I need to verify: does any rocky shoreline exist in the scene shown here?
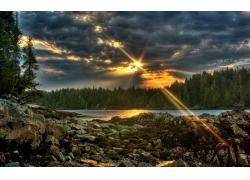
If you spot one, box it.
[1,97,250,167]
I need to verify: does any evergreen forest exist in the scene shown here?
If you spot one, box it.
[35,67,250,109]
[0,11,40,100]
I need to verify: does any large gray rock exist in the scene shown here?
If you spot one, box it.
[231,124,249,137]
[0,101,9,118]
[238,154,249,166]
[46,124,66,141]
[5,162,20,167]
[33,113,45,122]
[133,124,144,130]
[56,152,66,162]
[120,129,131,137]
[75,134,96,142]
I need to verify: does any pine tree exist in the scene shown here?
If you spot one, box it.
[21,36,40,91]
[0,11,22,95]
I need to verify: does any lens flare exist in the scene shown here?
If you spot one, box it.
[86,17,233,150]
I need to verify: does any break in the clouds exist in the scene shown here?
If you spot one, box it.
[18,11,250,91]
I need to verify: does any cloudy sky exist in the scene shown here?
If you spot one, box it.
[17,10,250,91]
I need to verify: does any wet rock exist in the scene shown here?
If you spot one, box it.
[71,124,88,131]
[68,152,75,160]
[76,129,87,135]
[56,152,66,162]
[140,152,156,164]
[72,146,81,157]
[133,124,144,130]
[217,147,229,166]
[205,150,215,162]
[66,130,76,136]
[63,125,71,131]
[228,150,237,166]
[212,155,220,166]
[118,159,135,167]
[231,124,249,137]
[45,135,59,146]
[5,162,20,167]
[138,162,153,167]
[80,158,115,167]
[91,153,105,162]
[109,138,120,147]
[33,113,45,122]
[156,159,189,167]
[145,143,153,151]
[120,129,131,137]
[131,153,140,160]
[184,152,190,157]
[49,145,60,154]
[9,121,23,130]
[46,124,66,141]
[75,134,96,143]
[5,125,31,140]
[105,149,119,160]
[64,156,72,161]
[82,153,90,159]
[0,152,6,166]
[238,154,249,166]
[0,101,9,118]
[153,139,162,149]
[84,145,91,152]
[236,120,249,125]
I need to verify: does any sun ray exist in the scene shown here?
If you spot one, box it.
[84,17,233,150]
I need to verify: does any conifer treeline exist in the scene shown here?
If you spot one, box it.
[35,67,250,109]
[0,11,40,97]
[169,67,250,108]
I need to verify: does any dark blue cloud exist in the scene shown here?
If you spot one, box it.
[18,11,250,90]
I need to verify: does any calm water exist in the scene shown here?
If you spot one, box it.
[60,109,250,121]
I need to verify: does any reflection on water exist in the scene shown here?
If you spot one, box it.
[60,109,250,121]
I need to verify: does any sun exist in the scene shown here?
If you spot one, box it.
[127,61,143,73]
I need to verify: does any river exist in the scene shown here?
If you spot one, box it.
[59,109,250,121]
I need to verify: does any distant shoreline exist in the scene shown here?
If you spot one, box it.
[56,107,250,111]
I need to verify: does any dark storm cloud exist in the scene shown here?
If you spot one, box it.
[18,11,250,90]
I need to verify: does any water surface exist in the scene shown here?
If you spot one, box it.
[60,109,249,121]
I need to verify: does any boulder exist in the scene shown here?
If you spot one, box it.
[75,134,96,143]
[238,154,249,166]
[231,124,249,137]
[120,129,131,137]
[133,124,144,130]
[45,135,59,146]
[76,129,87,135]
[0,101,9,118]
[49,145,60,154]
[140,152,156,164]
[72,146,81,157]
[33,113,45,122]
[105,149,119,159]
[46,124,66,141]
[9,121,23,130]
[56,152,66,162]
[5,162,20,167]
[118,159,135,167]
